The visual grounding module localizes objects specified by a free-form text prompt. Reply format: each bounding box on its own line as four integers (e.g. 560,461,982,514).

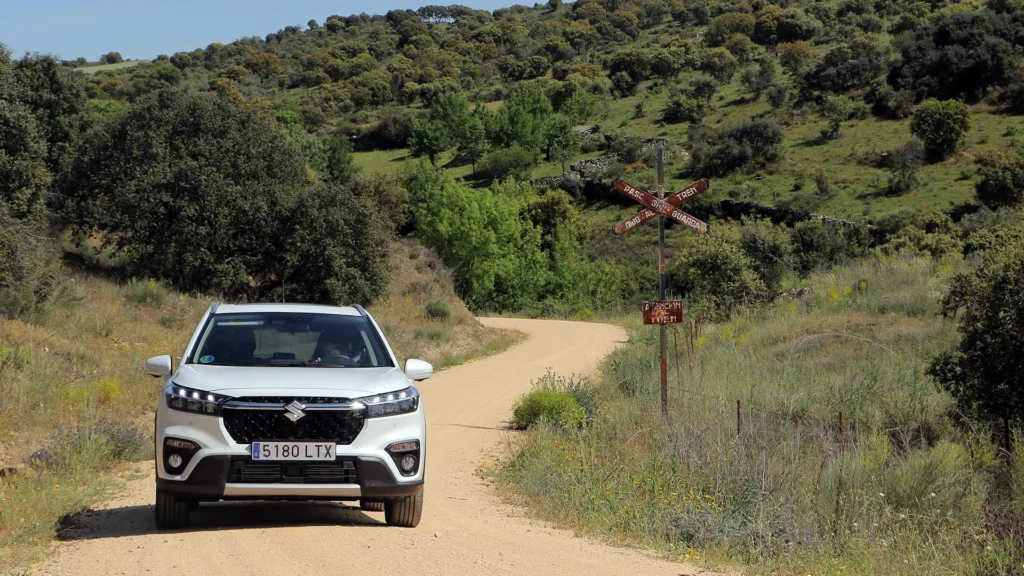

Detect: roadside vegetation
498,252,1024,575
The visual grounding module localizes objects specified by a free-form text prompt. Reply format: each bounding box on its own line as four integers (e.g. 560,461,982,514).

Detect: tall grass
497,255,1020,574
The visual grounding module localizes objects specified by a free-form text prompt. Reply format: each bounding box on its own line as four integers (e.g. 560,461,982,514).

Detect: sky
0,0,516,62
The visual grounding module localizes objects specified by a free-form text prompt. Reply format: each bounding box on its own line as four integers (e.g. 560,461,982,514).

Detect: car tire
360,500,385,512
155,488,191,529
384,490,423,527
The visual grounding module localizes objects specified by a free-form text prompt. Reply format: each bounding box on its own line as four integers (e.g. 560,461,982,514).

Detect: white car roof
213,303,363,316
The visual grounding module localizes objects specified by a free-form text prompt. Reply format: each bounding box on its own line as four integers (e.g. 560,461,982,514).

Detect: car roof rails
353,304,368,316
209,301,221,315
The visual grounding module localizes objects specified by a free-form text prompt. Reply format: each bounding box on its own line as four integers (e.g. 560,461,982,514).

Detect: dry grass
369,239,524,370
495,255,1021,575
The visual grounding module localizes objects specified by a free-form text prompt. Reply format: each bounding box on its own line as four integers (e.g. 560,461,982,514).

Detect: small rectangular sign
642,300,684,325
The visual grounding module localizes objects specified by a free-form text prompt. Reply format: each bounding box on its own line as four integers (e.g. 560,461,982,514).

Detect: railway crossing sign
612,149,710,418
612,178,709,235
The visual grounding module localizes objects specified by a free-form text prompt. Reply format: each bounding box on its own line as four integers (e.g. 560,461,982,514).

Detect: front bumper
155,395,426,501
157,455,423,501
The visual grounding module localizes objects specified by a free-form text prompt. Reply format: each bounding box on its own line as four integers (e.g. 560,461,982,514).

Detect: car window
189,312,392,368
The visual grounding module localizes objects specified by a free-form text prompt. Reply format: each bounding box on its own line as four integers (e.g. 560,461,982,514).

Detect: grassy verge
371,239,524,369
0,239,520,572
0,272,207,570
494,255,1024,575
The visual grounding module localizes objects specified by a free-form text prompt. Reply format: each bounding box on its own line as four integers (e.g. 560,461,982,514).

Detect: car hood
171,364,412,398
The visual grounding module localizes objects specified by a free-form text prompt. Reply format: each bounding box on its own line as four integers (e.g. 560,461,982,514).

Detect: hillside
65,0,1024,221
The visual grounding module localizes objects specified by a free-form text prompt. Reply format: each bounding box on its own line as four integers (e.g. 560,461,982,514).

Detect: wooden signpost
613,149,709,418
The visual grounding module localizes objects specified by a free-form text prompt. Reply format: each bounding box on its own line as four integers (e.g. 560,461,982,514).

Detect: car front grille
221,397,365,445
228,457,358,484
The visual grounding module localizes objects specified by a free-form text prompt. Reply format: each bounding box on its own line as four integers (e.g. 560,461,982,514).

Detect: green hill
68,0,1024,220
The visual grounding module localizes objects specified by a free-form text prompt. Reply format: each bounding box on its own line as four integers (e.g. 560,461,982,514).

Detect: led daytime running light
355,387,419,418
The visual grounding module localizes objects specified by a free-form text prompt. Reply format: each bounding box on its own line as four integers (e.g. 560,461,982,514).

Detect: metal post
657,148,668,419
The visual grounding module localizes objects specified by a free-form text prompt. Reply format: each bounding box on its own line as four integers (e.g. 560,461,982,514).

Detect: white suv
145,302,431,529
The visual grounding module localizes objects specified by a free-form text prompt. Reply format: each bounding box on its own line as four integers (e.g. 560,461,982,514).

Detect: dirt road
32,318,702,576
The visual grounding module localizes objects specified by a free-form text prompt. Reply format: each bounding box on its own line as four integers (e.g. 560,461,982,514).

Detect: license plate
251,442,336,461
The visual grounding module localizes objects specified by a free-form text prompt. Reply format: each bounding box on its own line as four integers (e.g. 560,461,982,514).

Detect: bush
975,150,1024,209
510,389,586,430
478,145,536,180
662,93,707,124
123,278,168,306
669,228,768,319
0,211,64,321
29,421,149,473
424,299,451,320
930,239,1024,427
689,120,785,177
910,100,972,159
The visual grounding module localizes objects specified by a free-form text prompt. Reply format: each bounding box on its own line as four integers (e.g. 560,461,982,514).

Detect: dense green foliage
59,90,390,304
932,240,1024,427
511,388,585,430
910,99,973,158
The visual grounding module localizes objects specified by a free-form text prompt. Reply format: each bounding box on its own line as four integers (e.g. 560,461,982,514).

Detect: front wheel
384,490,423,527
359,499,385,512
155,488,191,529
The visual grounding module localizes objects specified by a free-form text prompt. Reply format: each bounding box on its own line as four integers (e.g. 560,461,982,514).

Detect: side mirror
145,355,173,378
404,359,433,382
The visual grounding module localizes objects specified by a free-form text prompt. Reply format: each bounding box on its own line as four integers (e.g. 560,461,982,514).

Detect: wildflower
879,492,885,497
929,492,936,498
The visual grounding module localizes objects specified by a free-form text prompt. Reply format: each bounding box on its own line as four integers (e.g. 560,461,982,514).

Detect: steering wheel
319,353,359,367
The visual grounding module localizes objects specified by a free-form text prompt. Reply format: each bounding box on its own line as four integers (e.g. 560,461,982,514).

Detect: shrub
510,389,586,430
29,421,149,473
424,299,451,320
662,93,707,124
478,145,535,180
975,150,1024,209
930,239,1024,428
910,100,972,159
689,120,785,177
0,211,64,321
885,138,926,194
123,278,168,306
669,228,768,319
821,94,855,139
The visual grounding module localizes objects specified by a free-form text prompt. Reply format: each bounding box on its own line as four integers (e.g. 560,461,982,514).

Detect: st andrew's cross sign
611,157,710,418
612,178,709,235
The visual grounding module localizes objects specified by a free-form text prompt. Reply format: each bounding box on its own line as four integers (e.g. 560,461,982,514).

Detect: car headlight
165,383,230,415
355,387,419,418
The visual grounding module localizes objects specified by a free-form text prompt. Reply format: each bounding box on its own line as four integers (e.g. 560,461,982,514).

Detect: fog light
167,453,184,469
400,454,417,473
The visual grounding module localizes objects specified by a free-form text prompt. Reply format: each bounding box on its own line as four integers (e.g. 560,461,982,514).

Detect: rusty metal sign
612,179,709,235
642,300,684,325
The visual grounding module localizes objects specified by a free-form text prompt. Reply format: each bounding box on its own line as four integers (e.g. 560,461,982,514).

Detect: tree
777,41,813,74
57,90,389,303
323,135,359,185
460,109,489,175
700,47,739,83
930,240,1024,434
409,117,453,165
0,47,50,226
706,12,755,46
544,114,580,172
820,94,855,139
489,83,552,156
739,218,793,293
885,139,926,194
101,52,123,64
405,164,547,310
13,53,86,173
669,228,768,320
662,93,707,123
307,19,319,30
910,100,972,159
548,0,562,11
170,52,193,70
975,151,1024,209
740,60,776,100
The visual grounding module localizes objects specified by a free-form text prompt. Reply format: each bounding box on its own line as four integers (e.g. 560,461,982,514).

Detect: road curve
32,318,700,576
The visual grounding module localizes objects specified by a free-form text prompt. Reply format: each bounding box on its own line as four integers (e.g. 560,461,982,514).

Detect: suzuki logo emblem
284,401,307,422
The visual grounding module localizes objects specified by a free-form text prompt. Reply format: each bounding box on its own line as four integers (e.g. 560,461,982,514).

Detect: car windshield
188,312,392,368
